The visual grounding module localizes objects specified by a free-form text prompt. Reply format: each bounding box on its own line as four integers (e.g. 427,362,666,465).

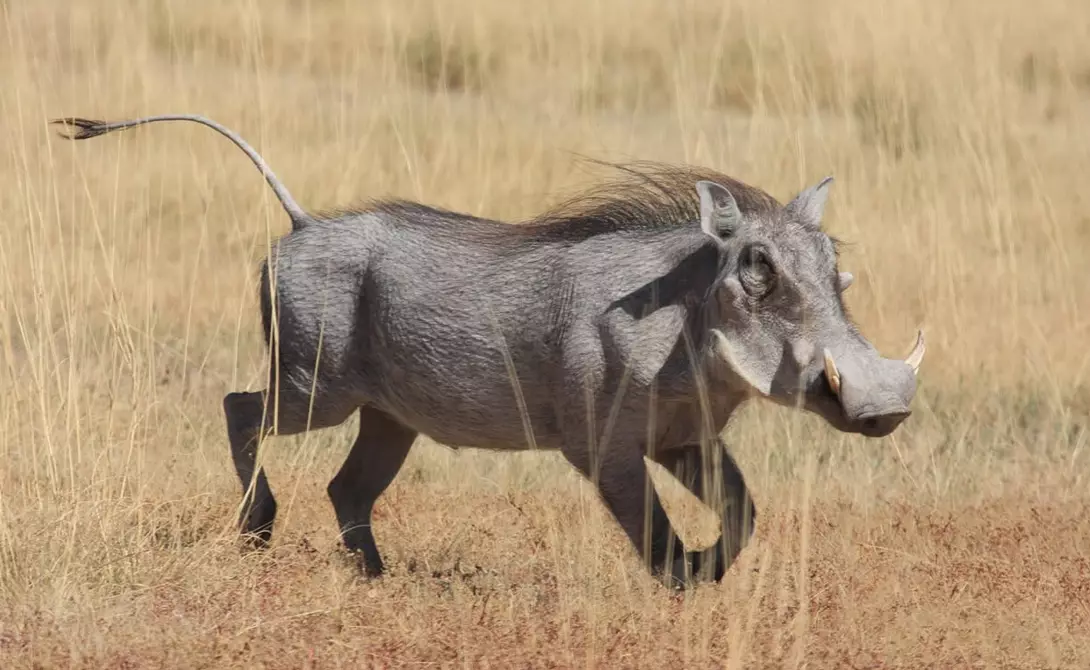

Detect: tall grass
1,0,1089,666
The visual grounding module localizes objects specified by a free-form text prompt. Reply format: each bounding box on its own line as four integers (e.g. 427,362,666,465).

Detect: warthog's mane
515,160,783,241
315,161,783,243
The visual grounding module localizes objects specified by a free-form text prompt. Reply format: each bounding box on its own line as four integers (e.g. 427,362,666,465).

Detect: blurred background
1,0,1089,667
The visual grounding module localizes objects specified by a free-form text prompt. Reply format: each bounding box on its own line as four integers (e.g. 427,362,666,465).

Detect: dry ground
2,0,1090,667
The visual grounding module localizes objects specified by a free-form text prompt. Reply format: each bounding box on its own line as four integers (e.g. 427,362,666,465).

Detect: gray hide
51,115,925,588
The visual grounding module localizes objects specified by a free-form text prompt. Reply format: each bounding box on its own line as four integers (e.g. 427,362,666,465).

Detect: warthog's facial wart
697,176,924,438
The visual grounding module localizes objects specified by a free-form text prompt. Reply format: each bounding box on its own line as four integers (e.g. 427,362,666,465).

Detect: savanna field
2,0,1090,667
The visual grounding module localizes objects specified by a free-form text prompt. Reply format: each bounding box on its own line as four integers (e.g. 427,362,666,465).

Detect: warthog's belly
370,387,566,452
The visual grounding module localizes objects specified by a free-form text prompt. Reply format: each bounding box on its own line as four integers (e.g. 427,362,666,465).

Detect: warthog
52,114,924,587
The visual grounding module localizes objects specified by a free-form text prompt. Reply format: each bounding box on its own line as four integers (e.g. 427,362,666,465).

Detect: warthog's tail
50,114,311,230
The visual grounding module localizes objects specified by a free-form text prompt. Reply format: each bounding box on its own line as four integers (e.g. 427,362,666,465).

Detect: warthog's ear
696,180,743,238
785,175,834,229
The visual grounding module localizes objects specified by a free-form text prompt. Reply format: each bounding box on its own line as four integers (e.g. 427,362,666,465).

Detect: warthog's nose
857,410,911,438
822,337,921,438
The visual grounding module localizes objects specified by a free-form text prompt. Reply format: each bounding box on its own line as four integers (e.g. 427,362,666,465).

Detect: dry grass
2,0,1090,667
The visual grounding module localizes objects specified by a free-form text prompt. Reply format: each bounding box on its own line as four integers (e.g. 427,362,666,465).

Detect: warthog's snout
821,331,924,438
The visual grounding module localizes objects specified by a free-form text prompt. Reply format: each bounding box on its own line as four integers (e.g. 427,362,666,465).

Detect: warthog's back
265,202,580,450
264,197,718,451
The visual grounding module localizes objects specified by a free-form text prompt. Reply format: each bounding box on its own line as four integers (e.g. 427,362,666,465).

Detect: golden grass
2,0,1090,666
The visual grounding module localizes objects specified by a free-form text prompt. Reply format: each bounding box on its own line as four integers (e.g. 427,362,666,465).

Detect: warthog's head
694,176,923,437
536,162,921,438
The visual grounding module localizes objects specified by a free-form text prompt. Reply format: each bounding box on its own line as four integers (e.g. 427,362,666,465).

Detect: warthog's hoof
237,499,277,551
355,552,386,579
660,548,730,590
238,529,273,552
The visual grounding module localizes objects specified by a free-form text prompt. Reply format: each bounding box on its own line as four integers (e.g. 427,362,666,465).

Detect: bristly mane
515,160,783,241
314,160,783,242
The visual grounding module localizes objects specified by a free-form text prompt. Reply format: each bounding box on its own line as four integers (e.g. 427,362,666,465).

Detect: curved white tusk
837,271,854,292
823,348,841,397
905,329,925,375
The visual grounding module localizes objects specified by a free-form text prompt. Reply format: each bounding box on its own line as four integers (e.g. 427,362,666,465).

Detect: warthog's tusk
823,349,841,397
905,329,925,375
838,272,854,292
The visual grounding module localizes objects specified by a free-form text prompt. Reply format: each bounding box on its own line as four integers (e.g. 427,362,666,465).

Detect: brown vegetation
2,0,1089,667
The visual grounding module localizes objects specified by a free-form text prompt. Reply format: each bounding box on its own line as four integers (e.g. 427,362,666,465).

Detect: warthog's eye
739,243,776,298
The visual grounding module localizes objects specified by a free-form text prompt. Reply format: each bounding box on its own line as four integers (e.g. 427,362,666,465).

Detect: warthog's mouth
818,330,925,438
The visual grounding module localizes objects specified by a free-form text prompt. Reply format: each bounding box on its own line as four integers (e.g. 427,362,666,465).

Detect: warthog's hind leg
223,387,357,549
327,406,416,577
655,439,757,583
224,391,278,548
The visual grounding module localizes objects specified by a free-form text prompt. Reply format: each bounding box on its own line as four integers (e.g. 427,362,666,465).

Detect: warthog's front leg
326,406,416,577
655,439,756,582
563,443,702,589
